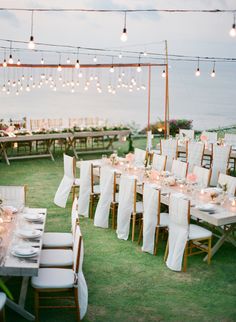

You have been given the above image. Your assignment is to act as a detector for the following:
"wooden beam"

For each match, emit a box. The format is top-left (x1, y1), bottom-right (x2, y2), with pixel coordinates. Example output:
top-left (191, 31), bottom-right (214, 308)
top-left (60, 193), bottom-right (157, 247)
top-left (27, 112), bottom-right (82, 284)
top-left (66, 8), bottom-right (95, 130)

top-left (147, 65), bottom-right (151, 131)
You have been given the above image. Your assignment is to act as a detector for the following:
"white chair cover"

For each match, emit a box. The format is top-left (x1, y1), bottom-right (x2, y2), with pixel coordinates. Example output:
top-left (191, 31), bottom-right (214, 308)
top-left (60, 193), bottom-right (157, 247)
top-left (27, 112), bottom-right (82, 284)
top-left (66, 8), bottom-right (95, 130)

top-left (116, 175), bottom-right (136, 240)
top-left (54, 154), bottom-right (75, 208)
top-left (160, 139), bottom-right (178, 171)
top-left (134, 148), bottom-right (146, 166)
top-left (211, 145), bottom-right (231, 186)
top-left (179, 129), bottom-right (194, 140)
top-left (218, 173), bottom-right (236, 196)
top-left (0, 185), bottom-right (25, 209)
top-left (74, 226), bottom-right (88, 320)
top-left (202, 131), bottom-right (217, 144)
top-left (147, 130), bottom-right (152, 151)
top-left (187, 142), bottom-right (204, 173)
top-left (193, 166), bottom-right (211, 188)
top-left (152, 154), bottom-right (166, 172)
top-left (224, 133), bottom-right (236, 150)
top-left (142, 184), bottom-right (159, 254)
top-left (171, 160), bottom-right (187, 180)
top-left (166, 193), bottom-right (189, 272)
top-left (71, 197), bottom-right (79, 235)
top-left (94, 166), bottom-right (114, 228)
top-left (77, 161), bottom-right (92, 217)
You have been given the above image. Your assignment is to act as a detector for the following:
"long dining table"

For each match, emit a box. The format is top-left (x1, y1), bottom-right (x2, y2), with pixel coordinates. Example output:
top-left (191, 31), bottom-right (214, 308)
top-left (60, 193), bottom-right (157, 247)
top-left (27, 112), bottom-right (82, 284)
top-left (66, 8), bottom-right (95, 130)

top-left (77, 158), bottom-right (236, 260)
top-left (0, 207), bottom-right (47, 320)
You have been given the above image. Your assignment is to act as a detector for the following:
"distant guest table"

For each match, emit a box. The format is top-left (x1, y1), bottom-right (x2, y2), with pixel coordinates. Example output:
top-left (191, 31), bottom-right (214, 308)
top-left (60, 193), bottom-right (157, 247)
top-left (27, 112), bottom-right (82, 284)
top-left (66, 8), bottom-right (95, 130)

top-left (0, 130), bottom-right (131, 165)
top-left (0, 208), bottom-right (47, 320)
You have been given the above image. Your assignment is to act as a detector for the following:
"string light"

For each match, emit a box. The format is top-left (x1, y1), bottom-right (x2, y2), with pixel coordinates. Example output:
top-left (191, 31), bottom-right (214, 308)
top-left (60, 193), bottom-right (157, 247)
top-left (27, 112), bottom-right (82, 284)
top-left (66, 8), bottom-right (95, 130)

top-left (120, 12), bottom-right (128, 42)
top-left (75, 47), bottom-right (80, 68)
top-left (8, 41), bottom-right (13, 64)
top-left (41, 57), bottom-right (44, 64)
top-left (17, 59), bottom-right (21, 65)
top-left (66, 57), bottom-right (71, 64)
top-left (195, 57), bottom-right (200, 76)
top-left (137, 55), bottom-right (142, 72)
top-left (229, 14), bottom-right (236, 37)
top-left (3, 59), bottom-right (7, 67)
top-left (211, 61), bottom-right (216, 77)
top-left (28, 10), bottom-right (35, 49)
top-left (162, 69), bottom-right (166, 78)
top-left (93, 56), bottom-right (97, 63)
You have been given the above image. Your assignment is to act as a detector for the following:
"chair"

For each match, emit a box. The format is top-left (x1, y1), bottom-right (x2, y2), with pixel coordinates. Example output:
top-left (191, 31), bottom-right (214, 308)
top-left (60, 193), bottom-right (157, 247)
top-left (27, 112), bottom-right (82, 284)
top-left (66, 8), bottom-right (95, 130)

top-left (210, 145), bottom-right (231, 186)
top-left (160, 139), bottom-right (178, 171)
top-left (218, 173), bottom-right (236, 196)
top-left (54, 154), bottom-right (80, 208)
top-left (186, 142), bottom-right (204, 173)
top-left (151, 153), bottom-right (167, 172)
top-left (179, 129), bottom-right (195, 140)
top-left (138, 184), bottom-right (169, 255)
top-left (171, 159), bottom-right (188, 180)
top-left (193, 166), bottom-right (212, 188)
top-left (201, 131), bottom-right (218, 144)
top-left (32, 225), bottom-right (88, 322)
top-left (164, 193), bottom-right (212, 272)
top-left (134, 148), bottom-right (147, 166)
top-left (43, 197), bottom-right (78, 249)
top-left (0, 185), bottom-right (26, 210)
top-left (116, 175), bottom-right (143, 241)
top-left (0, 292), bottom-right (6, 322)
top-left (224, 133), bottom-right (236, 149)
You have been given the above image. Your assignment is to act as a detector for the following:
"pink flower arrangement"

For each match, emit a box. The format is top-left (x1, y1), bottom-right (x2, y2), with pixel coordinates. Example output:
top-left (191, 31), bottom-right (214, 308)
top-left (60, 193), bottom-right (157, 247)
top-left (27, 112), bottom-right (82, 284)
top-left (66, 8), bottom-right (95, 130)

top-left (125, 153), bottom-right (134, 162)
top-left (150, 169), bottom-right (159, 180)
top-left (187, 173), bottom-right (197, 183)
top-left (200, 134), bottom-right (207, 142)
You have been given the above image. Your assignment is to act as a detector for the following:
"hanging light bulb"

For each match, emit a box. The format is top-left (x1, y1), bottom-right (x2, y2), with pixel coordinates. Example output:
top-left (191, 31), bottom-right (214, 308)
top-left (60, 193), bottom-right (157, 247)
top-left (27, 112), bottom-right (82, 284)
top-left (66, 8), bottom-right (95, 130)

top-left (59, 75), bottom-right (62, 81)
top-left (22, 75), bottom-right (25, 80)
top-left (2, 85), bottom-right (6, 92)
top-left (75, 59), bottom-right (80, 69)
top-left (41, 57), bottom-right (44, 64)
top-left (211, 61), bottom-right (216, 77)
top-left (66, 57), bottom-right (71, 64)
top-left (6, 89), bottom-right (10, 95)
top-left (229, 14), bottom-right (236, 37)
top-left (57, 64), bottom-right (62, 72)
top-left (118, 53), bottom-right (122, 59)
top-left (78, 71), bottom-right (83, 78)
top-left (110, 66), bottom-right (114, 73)
top-left (84, 85), bottom-right (88, 91)
top-left (143, 51), bottom-right (147, 57)
top-left (76, 81), bottom-right (80, 86)
top-left (53, 86), bottom-right (57, 91)
top-left (195, 57), bottom-right (200, 77)
top-left (137, 65), bottom-right (142, 72)
top-left (71, 87), bottom-right (75, 93)
top-left (30, 75), bottom-right (33, 81)
top-left (120, 12), bottom-right (128, 42)
top-left (26, 84), bottom-right (30, 92)
top-left (16, 90), bottom-right (19, 96)
top-left (17, 59), bottom-right (21, 66)
top-left (162, 69), bottom-right (166, 78)
top-left (32, 83), bottom-right (36, 88)
top-left (12, 81), bottom-right (16, 87)
top-left (3, 59), bottom-right (7, 67)
top-left (8, 54), bottom-right (13, 64)
top-left (28, 11), bottom-right (35, 49)
top-left (41, 73), bottom-right (46, 79)
top-left (93, 56), bottom-right (97, 63)
top-left (62, 82), bottom-right (66, 88)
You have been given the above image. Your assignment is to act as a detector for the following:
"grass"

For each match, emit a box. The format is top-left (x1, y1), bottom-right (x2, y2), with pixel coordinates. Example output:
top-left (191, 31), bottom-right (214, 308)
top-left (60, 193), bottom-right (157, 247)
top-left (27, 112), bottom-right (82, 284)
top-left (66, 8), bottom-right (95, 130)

top-left (0, 142), bottom-right (236, 322)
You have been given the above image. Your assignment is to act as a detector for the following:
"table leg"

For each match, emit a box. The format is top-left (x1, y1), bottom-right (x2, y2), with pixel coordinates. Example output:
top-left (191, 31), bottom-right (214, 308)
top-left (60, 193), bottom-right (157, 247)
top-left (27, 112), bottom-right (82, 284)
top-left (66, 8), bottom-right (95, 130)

top-left (46, 140), bottom-right (55, 161)
top-left (203, 225), bottom-right (236, 261)
top-left (0, 143), bottom-right (10, 165)
top-left (6, 276), bottom-right (35, 320)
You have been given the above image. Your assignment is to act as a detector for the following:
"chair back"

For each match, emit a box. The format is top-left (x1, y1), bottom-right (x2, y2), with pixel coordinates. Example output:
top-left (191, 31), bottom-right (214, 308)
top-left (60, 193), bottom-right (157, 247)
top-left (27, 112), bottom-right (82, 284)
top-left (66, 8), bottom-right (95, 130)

top-left (73, 224), bottom-right (83, 274)
top-left (202, 131), bottom-right (217, 144)
top-left (218, 173), bottom-right (236, 196)
top-left (71, 197), bottom-right (79, 235)
top-left (224, 133), bottom-right (236, 148)
top-left (171, 160), bottom-right (188, 180)
top-left (77, 161), bottom-right (93, 216)
top-left (152, 153), bottom-right (166, 172)
top-left (64, 154), bottom-right (75, 179)
top-left (193, 166), bottom-right (211, 188)
top-left (211, 144), bottom-right (231, 186)
top-left (0, 185), bottom-right (26, 209)
top-left (160, 139), bottom-right (178, 171)
top-left (134, 148), bottom-right (147, 165)
top-left (169, 194), bottom-right (190, 227)
top-left (179, 129), bottom-right (194, 140)
top-left (187, 142), bottom-right (204, 172)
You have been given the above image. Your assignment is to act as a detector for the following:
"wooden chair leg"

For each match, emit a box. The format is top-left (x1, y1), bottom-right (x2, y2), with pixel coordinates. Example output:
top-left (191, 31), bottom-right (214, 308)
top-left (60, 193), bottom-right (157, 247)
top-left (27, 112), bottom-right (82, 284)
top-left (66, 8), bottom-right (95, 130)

top-left (34, 290), bottom-right (39, 322)
top-left (74, 288), bottom-right (81, 322)
top-left (154, 227), bottom-right (160, 256)
top-left (207, 238), bottom-right (212, 265)
top-left (138, 221), bottom-right (143, 245)
top-left (72, 186), bottom-right (76, 201)
top-left (89, 195), bottom-right (94, 219)
top-left (132, 213), bottom-right (136, 242)
top-left (164, 238), bottom-right (169, 261)
top-left (111, 203), bottom-right (116, 229)
top-left (183, 242), bottom-right (188, 272)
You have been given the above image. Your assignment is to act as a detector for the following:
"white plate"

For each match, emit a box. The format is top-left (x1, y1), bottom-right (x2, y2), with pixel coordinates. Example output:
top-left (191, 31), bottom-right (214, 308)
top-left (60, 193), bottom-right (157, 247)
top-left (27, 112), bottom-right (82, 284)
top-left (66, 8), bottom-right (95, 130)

top-left (203, 188), bottom-right (222, 194)
top-left (11, 250), bottom-right (38, 258)
top-left (23, 213), bottom-right (43, 222)
top-left (17, 229), bottom-right (42, 239)
top-left (197, 204), bottom-right (216, 212)
top-left (12, 245), bottom-right (38, 257)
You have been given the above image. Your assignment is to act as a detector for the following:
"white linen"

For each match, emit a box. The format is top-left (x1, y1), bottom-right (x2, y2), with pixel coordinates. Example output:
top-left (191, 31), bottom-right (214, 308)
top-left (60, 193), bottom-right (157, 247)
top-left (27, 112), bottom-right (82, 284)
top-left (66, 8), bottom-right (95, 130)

top-left (193, 166), bottom-right (211, 188)
top-left (171, 159), bottom-right (187, 180)
top-left (142, 184), bottom-right (159, 254)
top-left (166, 193), bottom-right (189, 272)
top-left (152, 154), bottom-right (166, 172)
top-left (0, 185), bottom-right (25, 209)
top-left (211, 145), bottom-right (231, 186)
top-left (147, 130), bottom-right (152, 151)
top-left (134, 148), bottom-right (146, 166)
top-left (202, 131), bottom-right (218, 144)
top-left (77, 161), bottom-right (92, 217)
top-left (224, 133), bottom-right (236, 147)
top-left (54, 154), bottom-right (75, 208)
top-left (179, 129), bottom-right (195, 140)
top-left (160, 139), bottom-right (178, 171)
top-left (94, 166), bottom-right (114, 228)
top-left (187, 142), bottom-right (204, 173)
top-left (116, 175), bottom-right (136, 240)
top-left (218, 173), bottom-right (236, 196)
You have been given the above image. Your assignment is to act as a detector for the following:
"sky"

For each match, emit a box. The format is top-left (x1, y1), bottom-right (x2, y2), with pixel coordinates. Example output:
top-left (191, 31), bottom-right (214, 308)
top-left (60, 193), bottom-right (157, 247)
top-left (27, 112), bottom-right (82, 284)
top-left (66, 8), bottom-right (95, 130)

top-left (0, 0), bottom-right (236, 130)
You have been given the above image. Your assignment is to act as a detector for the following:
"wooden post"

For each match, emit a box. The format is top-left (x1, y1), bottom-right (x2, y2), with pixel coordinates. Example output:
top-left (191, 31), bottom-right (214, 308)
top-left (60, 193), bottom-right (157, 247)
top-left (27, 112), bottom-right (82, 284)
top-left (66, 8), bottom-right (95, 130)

top-left (164, 40), bottom-right (170, 138)
top-left (147, 65), bottom-right (151, 131)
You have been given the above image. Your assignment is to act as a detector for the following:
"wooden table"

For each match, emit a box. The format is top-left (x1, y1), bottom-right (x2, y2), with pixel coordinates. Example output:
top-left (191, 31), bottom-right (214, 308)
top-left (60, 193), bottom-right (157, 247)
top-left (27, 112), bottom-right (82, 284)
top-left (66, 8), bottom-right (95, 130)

top-left (0, 208), bottom-right (47, 320)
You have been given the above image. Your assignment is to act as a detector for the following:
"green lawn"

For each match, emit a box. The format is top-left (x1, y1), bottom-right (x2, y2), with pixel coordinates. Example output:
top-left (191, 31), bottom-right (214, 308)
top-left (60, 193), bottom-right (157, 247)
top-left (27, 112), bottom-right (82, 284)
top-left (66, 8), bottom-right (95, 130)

top-left (0, 146), bottom-right (236, 322)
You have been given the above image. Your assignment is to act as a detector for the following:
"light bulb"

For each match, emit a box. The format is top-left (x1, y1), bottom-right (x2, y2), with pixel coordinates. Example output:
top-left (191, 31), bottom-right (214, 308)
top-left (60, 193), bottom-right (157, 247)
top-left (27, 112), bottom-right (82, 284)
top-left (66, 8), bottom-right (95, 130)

top-left (143, 51), bottom-right (147, 57)
top-left (75, 59), bottom-right (80, 69)
top-left (71, 80), bottom-right (75, 86)
top-left (8, 54), bottom-right (13, 64)
top-left (41, 58), bottom-right (44, 64)
top-left (90, 75), bottom-right (94, 81)
top-left (162, 70), bottom-right (166, 78)
top-left (20, 85), bottom-right (23, 91)
top-left (62, 82), bottom-right (66, 87)
top-left (66, 57), bottom-right (70, 64)
top-left (93, 56), bottom-right (97, 63)
top-left (136, 86), bottom-right (140, 91)
top-left (53, 86), bottom-right (57, 91)
top-left (17, 79), bottom-right (21, 85)
top-left (121, 71), bottom-right (125, 77)
top-left (6, 89), bottom-right (10, 95)
top-left (28, 36), bottom-right (35, 49)
top-left (41, 73), bottom-right (45, 79)
top-left (78, 72), bottom-right (83, 78)
top-left (71, 87), bottom-right (75, 93)
top-left (76, 81), bottom-right (80, 86)
top-left (26, 85), bottom-right (30, 92)
top-left (84, 86), bottom-right (88, 91)
top-left (137, 65), bottom-right (142, 73)
top-left (16, 90), bottom-right (19, 96)
top-left (57, 64), bottom-right (62, 72)
top-left (110, 66), bottom-right (114, 73)
top-left (211, 70), bottom-right (216, 78)
top-left (229, 23), bottom-right (236, 37)
top-left (30, 75), bottom-right (33, 81)
top-left (3, 59), bottom-right (7, 67)
top-left (7, 80), bottom-right (10, 85)
top-left (195, 68), bottom-right (200, 77)
top-left (118, 53), bottom-right (122, 59)
top-left (129, 88), bottom-right (133, 92)
top-left (141, 85), bottom-right (146, 90)
top-left (121, 28), bottom-right (128, 42)
top-left (2, 85), bottom-right (6, 92)
top-left (59, 75), bottom-right (62, 81)
top-left (32, 83), bottom-right (36, 88)
top-left (17, 59), bottom-right (21, 66)
top-left (22, 75), bottom-right (25, 80)
top-left (12, 81), bottom-right (16, 87)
